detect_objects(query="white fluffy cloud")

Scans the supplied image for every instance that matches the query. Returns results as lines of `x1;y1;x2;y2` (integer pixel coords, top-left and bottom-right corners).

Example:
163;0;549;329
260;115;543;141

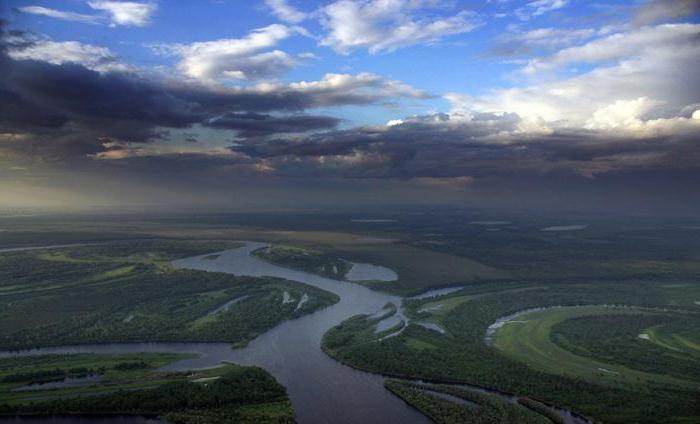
447;23;700;137
18;1;157;27
265;0;307;23
6;39;125;73
522;24;699;74
320;0;480;54
516;0;568;20
514;27;597;48
160;24;301;81
87;1;157;27
283;72;428;99
17;6;101;24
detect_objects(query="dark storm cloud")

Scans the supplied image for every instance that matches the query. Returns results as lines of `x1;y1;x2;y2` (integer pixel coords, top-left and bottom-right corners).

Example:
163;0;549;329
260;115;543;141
0;25;419;158
231;113;700;180
207;112;340;137
0;55;349;142
634;0;700;25
2;22;699;196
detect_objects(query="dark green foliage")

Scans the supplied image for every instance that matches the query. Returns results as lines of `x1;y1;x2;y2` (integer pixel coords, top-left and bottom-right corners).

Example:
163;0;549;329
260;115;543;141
551;313;700;380
518;398;566;424
0;366;294;424
323;284;700;423
253;245;352;280
1;367;102;384
0;241;338;350
112;361;149;370
385;380;551;424
0;231;146;250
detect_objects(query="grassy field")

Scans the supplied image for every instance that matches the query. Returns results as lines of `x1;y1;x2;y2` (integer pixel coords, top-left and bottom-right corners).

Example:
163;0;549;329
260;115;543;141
492;305;699;388
322;282;700;423
0;240;338;350
0;352;193;405
550;312;700;382
0;353;294;423
646;322;700;355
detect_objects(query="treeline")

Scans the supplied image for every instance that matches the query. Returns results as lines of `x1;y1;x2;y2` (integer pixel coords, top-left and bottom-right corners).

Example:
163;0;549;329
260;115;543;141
0;367;294;424
517;397;566;424
0;246;338;350
385;380;550;424
411;222;700;282
112;361;149;370
551;313;700;381
2;366;104;384
253;245;351;280
323;283;700;423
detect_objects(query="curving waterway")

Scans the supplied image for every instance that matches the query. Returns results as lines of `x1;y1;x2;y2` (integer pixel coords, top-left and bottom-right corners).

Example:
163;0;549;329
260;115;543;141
0;242;424;424
0;242;591;424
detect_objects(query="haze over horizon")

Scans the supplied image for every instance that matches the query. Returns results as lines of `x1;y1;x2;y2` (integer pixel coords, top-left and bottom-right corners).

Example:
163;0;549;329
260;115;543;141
1;0;699;214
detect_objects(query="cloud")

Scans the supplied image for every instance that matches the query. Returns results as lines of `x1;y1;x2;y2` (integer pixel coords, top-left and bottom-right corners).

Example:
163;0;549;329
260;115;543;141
265;0;307;23
221;18;700;182
17;1;157;27
4;5;700;207
517;0;568;20
16;6;101;24
4;24;696;186
6;36;125;73
207;112;340;137
514;27;596;48
522;23;700;74
281;72;429;102
158;24;301;81
482;27;598;58
634;0;700;25
320;0;480;54
0;26;428;162
456;23;700;134
230;110;700;181
87;1;157;27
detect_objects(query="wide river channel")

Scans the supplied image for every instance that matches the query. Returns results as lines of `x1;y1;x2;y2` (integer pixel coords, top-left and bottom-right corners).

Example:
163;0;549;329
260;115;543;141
0;241;589;424
0;242;427;424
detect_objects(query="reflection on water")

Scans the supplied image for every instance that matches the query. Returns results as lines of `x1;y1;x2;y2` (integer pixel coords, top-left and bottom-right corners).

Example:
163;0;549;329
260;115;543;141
484;306;555;345
172;242;424;424
374;314;403;333
409;286;465;300
541;225;587;231
345;262;397;282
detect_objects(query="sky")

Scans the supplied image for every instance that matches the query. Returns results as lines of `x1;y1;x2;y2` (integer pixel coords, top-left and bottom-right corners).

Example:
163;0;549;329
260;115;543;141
1;0;699;213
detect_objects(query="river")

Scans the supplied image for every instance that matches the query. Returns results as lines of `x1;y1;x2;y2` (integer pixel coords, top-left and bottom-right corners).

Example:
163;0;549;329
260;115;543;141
0;242;590;424
0;242;426;424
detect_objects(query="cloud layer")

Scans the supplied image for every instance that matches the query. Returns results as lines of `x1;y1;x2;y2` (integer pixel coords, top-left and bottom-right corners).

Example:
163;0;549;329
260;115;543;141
320;0;480;54
18;1;157;27
3;0;700;212
158;24;302;81
0;26;427;162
